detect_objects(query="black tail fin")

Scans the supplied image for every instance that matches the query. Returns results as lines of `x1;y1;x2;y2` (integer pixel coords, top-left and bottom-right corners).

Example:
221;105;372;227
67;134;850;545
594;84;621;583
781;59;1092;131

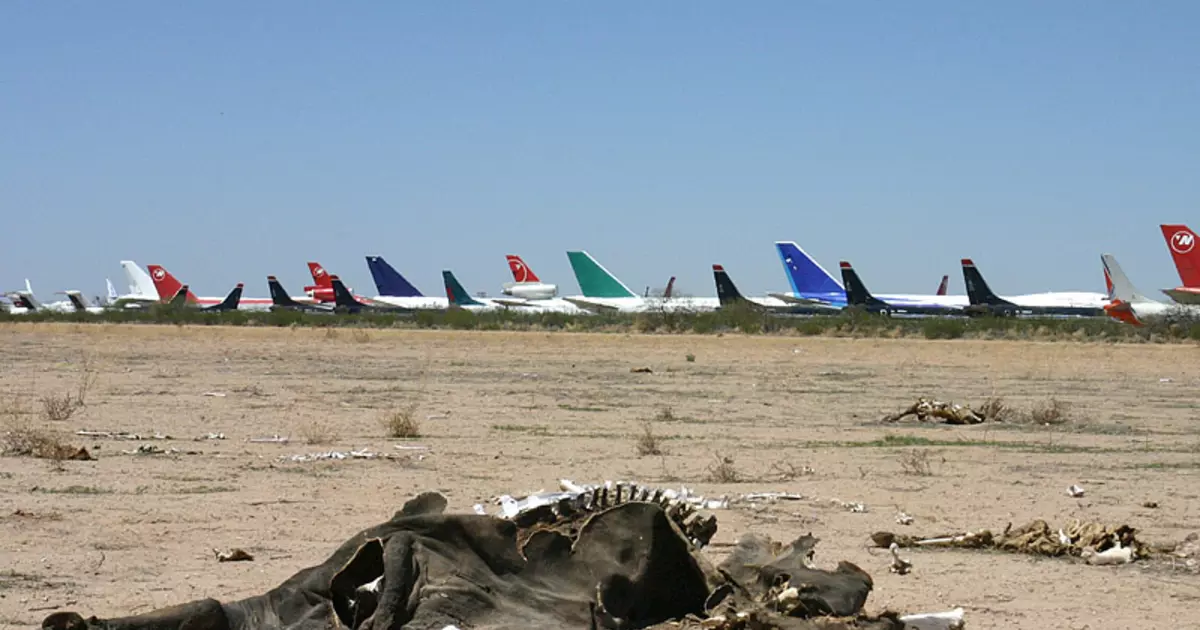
329;275;358;308
267;276;299;306
960;259;1012;306
712;265;747;305
169;285;189;308
838;261;889;308
664;276;676;299
208;283;243;311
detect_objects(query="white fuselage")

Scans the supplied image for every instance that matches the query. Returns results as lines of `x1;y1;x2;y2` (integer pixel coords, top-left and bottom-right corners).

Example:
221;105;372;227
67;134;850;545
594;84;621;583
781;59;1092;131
371;296;451;310
563;296;721;314
502;282;558;300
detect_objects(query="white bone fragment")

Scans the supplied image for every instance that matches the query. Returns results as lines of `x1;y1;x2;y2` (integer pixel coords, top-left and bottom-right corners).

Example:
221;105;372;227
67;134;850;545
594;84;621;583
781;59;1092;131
898;607;965;629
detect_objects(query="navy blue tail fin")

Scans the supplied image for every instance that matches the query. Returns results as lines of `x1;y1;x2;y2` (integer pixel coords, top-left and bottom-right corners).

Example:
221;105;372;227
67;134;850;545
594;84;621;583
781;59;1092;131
329;275;359;308
208;283;243;311
838;262;888;308
267;276;301;306
712;265;748;306
960;259;1012;306
365;256;424;297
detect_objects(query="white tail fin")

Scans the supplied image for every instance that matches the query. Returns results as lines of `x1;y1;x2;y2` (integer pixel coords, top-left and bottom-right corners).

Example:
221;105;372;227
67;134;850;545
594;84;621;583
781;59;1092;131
1100;254;1153;304
24;279;33;295
120;260;156;297
106;279;118;301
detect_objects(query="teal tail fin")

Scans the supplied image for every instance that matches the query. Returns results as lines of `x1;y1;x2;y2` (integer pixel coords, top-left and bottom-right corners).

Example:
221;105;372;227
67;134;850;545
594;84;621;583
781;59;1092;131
566;251;636;298
442;270;483;306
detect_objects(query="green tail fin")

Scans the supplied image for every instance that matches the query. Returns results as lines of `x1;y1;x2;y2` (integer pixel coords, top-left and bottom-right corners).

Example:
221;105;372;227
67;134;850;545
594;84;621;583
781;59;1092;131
566;251;636;298
442;270;482;306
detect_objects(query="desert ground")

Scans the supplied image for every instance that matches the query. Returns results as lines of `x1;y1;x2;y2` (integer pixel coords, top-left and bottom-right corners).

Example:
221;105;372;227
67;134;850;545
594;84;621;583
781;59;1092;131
1;323;1198;629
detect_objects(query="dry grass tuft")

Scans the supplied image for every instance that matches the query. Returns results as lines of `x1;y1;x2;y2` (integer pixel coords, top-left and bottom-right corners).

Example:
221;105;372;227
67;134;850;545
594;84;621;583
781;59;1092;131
383;406;421;438
977;395;1014;422
634;422;664;456
653;406;678;423
768;460;815;480
897;449;941;476
1026;397;1072;425
41;393;78;422
705;452;741;483
299;420;339;445
2;403;80;464
350;329;372;344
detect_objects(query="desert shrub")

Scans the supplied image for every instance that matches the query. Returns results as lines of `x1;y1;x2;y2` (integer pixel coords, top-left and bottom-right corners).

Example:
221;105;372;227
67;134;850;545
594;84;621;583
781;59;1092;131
705;452;741;483
634;422;664;456
383;406;421;438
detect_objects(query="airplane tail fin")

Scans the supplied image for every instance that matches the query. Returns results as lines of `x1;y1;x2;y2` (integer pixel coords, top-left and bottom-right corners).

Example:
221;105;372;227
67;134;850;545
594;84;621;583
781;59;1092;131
365;256;424;297
664;276;676;299
329;275;359;308
936;275;949;296
1160;224;1200;287
120;261;157;297
566;251;636;298
1104;266;1114;300
63;291;91;311
712;265;748;305
25;279;33;295
307;262;332;288
442;271;483;306
505;255;541;283
838;261;887;307
774;241;844;294
169;285;190;308
209;283;243;311
146;265;197;302
960;259;1010;306
106;279;118;302
1100;254;1152;304
267;276;302;307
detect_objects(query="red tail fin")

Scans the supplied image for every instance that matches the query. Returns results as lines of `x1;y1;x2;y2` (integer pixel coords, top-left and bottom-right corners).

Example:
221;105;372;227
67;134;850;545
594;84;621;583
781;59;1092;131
307;262;332;288
506;255;540;283
936;275;949;296
146;265;196;302
1104;267;1114;300
1161;224;1200;287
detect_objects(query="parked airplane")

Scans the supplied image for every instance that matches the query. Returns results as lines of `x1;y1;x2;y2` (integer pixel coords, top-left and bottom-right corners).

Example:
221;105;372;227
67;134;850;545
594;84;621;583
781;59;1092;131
771;241;965;309
329;275;412;314
59;290;106;314
5;280;77;313
839;262;964;316
936;275;949;296
712;264;838;314
266;276;334;313
564;250;717;313
364;256;449;310
1101;254;1200;325
1159;224;1200;304
166;283;244;312
147;265;273;311
107;261;161;309
960;259;1108;317
442;270;512;312
502;255;558;299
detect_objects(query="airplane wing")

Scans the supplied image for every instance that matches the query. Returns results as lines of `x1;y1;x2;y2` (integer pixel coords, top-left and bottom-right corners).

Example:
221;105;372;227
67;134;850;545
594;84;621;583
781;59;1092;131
1160;288;1200;305
766;292;840;308
562;297;622;313
489;297;536;308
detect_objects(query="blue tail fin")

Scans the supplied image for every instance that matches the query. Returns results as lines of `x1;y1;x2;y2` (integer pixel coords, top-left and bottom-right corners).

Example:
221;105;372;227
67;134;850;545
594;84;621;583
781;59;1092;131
775;241;844;294
365;256;424;297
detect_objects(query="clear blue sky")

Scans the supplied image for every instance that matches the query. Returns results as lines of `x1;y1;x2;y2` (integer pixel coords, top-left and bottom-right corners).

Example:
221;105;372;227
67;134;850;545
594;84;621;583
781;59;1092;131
3;2;1198;300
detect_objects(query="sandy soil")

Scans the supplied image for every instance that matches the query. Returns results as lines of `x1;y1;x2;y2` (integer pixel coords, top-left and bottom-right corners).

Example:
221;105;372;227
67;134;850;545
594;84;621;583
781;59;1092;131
1;323;1198;629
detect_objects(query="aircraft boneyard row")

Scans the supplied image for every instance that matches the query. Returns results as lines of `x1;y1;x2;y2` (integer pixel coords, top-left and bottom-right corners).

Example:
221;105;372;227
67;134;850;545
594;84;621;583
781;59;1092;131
5;223;1199;325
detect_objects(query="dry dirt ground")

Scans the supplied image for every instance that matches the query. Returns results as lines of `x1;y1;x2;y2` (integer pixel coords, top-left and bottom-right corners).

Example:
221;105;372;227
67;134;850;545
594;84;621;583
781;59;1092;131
1;323;1198;629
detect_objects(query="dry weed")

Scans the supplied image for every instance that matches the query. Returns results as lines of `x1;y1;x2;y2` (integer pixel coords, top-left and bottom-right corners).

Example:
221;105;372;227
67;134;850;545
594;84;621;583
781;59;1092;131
897;449;941;476
299;420;339;445
350;329;372;343
1026;398;1072;425
705;452;741;483
653;406;678;423
383;406;421;438
977;395;1014;422
2;408;79;462
41;393;77;422
769;460;815;480
634;422;664;456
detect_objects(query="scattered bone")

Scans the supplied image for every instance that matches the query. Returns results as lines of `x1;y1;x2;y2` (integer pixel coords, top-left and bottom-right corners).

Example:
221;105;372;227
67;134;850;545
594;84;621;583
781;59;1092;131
249;435;290;444
281;449;399;462
873;518;1149;562
201;392;227;397
1067;484;1085;498
214;548;253;562
898;607;965;630
831;499;868;513
77;430;172;441
200;433;226;440
896;512;913;526
121;445;199;456
888;543;912;575
882;397;985;424
1082;544;1134;565
393;444;430;451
